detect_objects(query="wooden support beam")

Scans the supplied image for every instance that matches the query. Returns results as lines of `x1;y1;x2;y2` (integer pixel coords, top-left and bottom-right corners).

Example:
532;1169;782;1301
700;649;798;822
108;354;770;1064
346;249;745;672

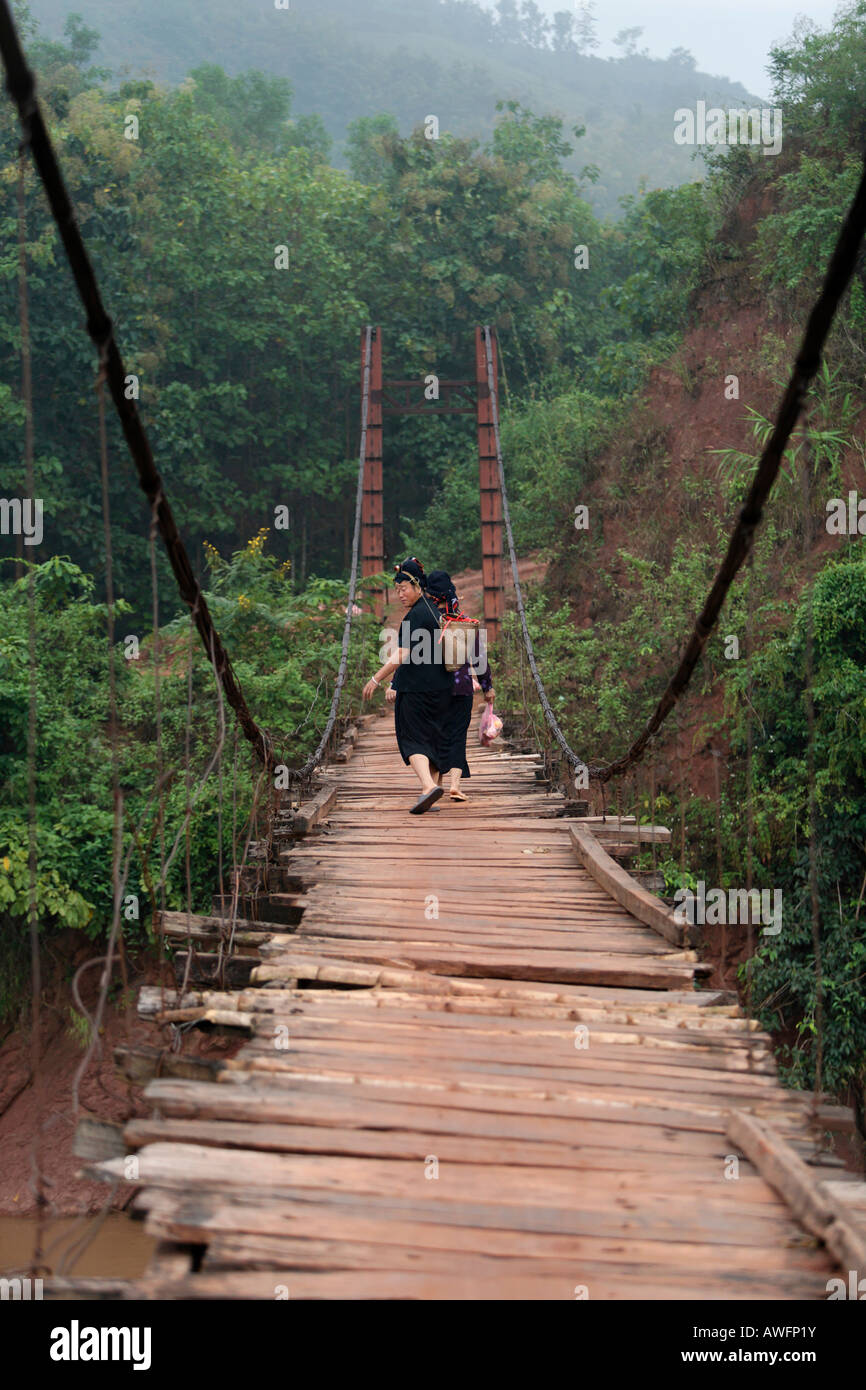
155;910;283;945
73;1117;126;1161
589;823;671;845
569;824;683;947
727;1111;866;1275
113;1044;227;1085
291;789;335;828
173;953;256;989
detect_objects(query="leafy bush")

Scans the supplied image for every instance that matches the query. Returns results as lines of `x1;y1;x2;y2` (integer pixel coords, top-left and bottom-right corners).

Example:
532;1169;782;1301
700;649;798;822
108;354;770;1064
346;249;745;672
0;545;379;1021
726;557;866;1111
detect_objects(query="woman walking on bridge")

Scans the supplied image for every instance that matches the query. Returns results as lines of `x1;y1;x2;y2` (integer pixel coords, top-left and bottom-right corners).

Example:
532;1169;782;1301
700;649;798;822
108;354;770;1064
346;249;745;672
362;557;451;815
424;570;494;802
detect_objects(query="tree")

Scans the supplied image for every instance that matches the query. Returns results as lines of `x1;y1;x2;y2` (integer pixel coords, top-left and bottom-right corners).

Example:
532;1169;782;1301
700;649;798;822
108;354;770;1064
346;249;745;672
345;113;400;185
63;12;101;67
492;99;577;182
186;65;294;155
520;0;550;49
574;1;599;53
551;11;576;54
613;27;648;59
285;114;332;164
769;2;866;149
668;46;697;69
495;0;522;45
26;7;110;110
740;557;866;1112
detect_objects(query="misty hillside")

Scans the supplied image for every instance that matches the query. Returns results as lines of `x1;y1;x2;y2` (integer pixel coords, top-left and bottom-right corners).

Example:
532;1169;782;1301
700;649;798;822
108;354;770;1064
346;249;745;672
24;0;762;215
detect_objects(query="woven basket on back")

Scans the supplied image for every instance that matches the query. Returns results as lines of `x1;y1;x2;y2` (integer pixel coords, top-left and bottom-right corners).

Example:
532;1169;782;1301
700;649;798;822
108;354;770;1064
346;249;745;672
439;615;480;672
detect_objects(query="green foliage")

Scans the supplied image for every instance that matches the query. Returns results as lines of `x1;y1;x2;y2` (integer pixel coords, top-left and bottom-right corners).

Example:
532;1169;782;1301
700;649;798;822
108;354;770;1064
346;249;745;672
768;1;866;150
1;6;733;591
726;558;866;1103
500;389;619;547
592;184;714;395
709;359;865;567
711;388;854;507
755;155;864;302
0;547;379;1022
65;1005;92;1049
0;838;94;930
184;65;294;156
399;454;481;575
345;113;400;185
1;21;671;604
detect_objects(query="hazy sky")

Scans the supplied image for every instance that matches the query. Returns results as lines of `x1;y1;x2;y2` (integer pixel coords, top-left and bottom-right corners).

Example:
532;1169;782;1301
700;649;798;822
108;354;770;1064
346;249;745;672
481;0;844;98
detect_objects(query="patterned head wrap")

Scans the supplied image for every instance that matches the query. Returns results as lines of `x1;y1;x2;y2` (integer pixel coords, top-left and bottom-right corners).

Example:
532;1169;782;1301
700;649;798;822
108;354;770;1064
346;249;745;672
393;556;426;586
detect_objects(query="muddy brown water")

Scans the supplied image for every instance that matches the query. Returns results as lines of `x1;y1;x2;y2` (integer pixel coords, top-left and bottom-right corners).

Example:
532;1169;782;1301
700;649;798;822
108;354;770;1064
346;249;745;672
0;1214;155;1279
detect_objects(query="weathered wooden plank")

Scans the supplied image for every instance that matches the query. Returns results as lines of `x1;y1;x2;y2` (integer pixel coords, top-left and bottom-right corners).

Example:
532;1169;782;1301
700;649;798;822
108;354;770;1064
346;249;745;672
726;1111;833;1239
728;1113;866;1273
113;1044;228;1085
196;1233;826;1298
73;1116;126;1160
156;910;283;939
569;823;683;946
140;1189;828;1273
44;1278;141;1301
144;1073;815;1144
119;1267;828;1300
252;945;697;991
122;1116;732;1172
292;784;337;835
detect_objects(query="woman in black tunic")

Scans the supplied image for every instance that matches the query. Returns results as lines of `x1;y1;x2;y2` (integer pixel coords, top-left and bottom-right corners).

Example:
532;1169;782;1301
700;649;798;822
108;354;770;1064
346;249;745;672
361;558;452;814
423;570;495;801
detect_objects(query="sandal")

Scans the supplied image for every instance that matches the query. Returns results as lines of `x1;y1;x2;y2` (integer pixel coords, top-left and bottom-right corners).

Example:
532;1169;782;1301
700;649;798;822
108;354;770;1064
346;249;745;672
410;785;444;815
449;790;468;801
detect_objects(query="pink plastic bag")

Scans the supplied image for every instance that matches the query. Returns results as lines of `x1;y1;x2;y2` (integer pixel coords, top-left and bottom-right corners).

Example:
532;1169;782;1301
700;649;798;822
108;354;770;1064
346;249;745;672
479;703;503;746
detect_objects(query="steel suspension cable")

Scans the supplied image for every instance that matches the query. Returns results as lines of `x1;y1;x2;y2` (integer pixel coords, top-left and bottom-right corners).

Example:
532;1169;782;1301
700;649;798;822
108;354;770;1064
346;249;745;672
18;145;47;1277
296;325;372;780
0;0;271;766
482;325;590;786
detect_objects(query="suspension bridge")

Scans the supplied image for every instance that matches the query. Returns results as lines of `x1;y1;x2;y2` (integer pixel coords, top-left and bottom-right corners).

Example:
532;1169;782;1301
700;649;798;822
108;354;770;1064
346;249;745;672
2;0;866;1300
72;710;863;1301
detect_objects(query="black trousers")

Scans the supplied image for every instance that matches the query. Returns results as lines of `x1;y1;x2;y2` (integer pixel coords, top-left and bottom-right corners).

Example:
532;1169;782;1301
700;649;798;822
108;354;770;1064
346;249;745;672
441;693;473;777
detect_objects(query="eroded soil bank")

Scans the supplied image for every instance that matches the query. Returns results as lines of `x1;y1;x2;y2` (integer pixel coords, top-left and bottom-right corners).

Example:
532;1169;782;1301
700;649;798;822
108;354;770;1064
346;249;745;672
0;935;242;1223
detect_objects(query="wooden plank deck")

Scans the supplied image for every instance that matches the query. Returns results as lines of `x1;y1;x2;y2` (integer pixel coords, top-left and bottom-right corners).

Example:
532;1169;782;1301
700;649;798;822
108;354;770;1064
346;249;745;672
89;708;859;1299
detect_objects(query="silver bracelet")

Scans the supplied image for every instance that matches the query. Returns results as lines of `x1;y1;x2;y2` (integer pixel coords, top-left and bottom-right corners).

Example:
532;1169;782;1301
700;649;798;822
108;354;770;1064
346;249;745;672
370;676;380;687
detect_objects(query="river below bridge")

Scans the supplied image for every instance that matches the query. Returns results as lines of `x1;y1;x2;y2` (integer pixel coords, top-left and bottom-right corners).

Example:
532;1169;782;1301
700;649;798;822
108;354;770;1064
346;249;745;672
0;1213;154;1280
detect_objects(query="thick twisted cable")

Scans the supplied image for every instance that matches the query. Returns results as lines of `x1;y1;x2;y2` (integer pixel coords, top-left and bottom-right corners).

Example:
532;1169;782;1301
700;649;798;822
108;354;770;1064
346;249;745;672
482;326;590;785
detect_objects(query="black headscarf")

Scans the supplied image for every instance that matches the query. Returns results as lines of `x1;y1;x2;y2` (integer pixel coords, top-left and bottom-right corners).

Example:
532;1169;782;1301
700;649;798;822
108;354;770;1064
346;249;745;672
425;569;461;617
393;556;426;586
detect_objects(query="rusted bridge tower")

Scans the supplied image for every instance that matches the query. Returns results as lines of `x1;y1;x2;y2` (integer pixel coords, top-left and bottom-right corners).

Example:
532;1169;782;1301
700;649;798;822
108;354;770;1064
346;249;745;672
360;326;504;637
